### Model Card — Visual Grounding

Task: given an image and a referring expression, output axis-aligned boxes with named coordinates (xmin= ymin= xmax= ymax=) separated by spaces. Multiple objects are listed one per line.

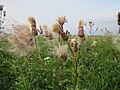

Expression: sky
xmin=1 ymin=0 xmax=120 ymax=35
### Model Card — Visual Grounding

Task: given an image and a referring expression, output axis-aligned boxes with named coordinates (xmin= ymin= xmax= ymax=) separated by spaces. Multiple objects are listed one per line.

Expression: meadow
xmin=0 ymin=35 xmax=120 ymax=90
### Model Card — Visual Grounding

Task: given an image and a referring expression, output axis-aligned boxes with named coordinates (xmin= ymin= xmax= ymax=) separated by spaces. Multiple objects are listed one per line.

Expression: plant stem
xmin=35 ymin=37 xmax=53 ymax=77
xmin=66 ymin=39 xmax=78 ymax=90
xmin=67 ymin=40 xmax=74 ymax=56
xmin=73 ymin=53 xmax=78 ymax=90
xmin=34 ymin=36 xmax=39 ymax=50
xmin=61 ymin=60 xmax=64 ymax=90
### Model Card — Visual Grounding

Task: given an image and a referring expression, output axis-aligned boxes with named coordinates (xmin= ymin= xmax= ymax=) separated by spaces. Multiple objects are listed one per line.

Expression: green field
xmin=0 ymin=35 xmax=120 ymax=90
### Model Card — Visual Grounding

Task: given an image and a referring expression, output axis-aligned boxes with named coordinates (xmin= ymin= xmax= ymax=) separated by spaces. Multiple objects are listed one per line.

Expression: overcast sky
xmin=1 ymin=0 xmax=120 ymax=35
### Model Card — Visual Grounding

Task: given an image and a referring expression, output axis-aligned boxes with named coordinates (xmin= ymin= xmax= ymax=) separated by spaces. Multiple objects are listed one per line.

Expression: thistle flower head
xmin=41 ymin=24 xmax=48 ymax=32
xmin=57 ymin=16 xmax=67 ymax=25
xmin=18 ymin=27 xmax=31 ymax=39
xmin=71 ymin=38 xmax=77 ymax=44
xmin=8 ymin=34 xmax=17 ymax=43
xmin=57 ymin=45 xmax=67 ymax=61
xmin=60 ymin=32 xmax=68 ymax=41
xmin=71 ymin=39 xmax=77 ymax=53
xmin=28 ymin=16 xmax=36 ymax=27
xmin=79 ymin=20 xmax=84 ymax=27
xmin=52 ymin=23 xmax=62 ymax=34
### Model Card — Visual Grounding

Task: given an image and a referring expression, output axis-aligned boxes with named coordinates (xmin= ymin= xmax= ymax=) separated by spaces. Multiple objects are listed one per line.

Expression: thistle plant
xmin=78 ymin=20 xmax=85 ymax=46
xmin=52 ymin=16 xmax=74 ymax=89
xmin=56 ymin=16 xmax=68 ymax=41
xmin=57 ymin=45 xmax=67 ymax=90
xmin=8 ymin=34 xmax=33 ymax=56
xmin=41 ymin=24 xmax=53 ymax=40
xmin=52 ymin=22 xmax=62 ymax=34
xmin=71 ymin=38 xmax=78 ymax=90
xmin=28 ymin=16 xmax=38 ymax=50
xmin=56 ymin=16 xmax=67 ymax=30
xmin=52 ymin=17 xmax=73 ymax=56
xmin=52 ymin=17 xmax=85 ymax=90
xmin=71 ymin=39 xmax=77 ymax=56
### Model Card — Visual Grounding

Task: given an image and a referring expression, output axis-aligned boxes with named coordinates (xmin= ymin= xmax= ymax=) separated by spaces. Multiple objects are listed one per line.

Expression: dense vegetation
xmin=0 ymin=36 xmax=120 ymax=90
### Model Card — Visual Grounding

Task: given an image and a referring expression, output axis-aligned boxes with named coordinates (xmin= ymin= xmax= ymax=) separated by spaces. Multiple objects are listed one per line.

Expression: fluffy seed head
xmin=57 ymin=45 xmax=67 ymax=61
xmin=28 ymin=16 xmax=36 ymax=27
xmin=57 ymin=16 xmax=67 ymax=25
xmin=71 ymin=38 xmax=77 ymax=44
xmin=41 ymin=24 xmax=48 ymax=32
xmin=79 ymin=20 xmax=84 ymax=27
xmin=8 ymin=34 xmax=17 ymax=43
xmin=52 ymin=23 xmax=62 ymax=33
xmin=18 ymin=27 xmax=31 ymax=39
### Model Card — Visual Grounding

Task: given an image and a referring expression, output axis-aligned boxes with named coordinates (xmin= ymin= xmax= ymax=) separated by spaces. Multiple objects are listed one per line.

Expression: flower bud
xmin=60 ymin=32 xmax=68 ymax=41
xmin=71 ymin=39 xmax=77 ymax=55
xmin=78 ymin=27 xmax=84 ymax=38
xmin=32 ymin=27 xmax=38 ymax=36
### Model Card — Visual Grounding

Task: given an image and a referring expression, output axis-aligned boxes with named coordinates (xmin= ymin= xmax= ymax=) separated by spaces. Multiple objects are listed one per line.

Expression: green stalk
xmin=34 ymin=36 xmax=53 ymax=77
xmin=61 ymin=60 xmax=64 ymax=90
xmin=67 ymin=40 xmax=74 ymax=56
xmin=73 ymin=53 xmax=78 ymax=90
